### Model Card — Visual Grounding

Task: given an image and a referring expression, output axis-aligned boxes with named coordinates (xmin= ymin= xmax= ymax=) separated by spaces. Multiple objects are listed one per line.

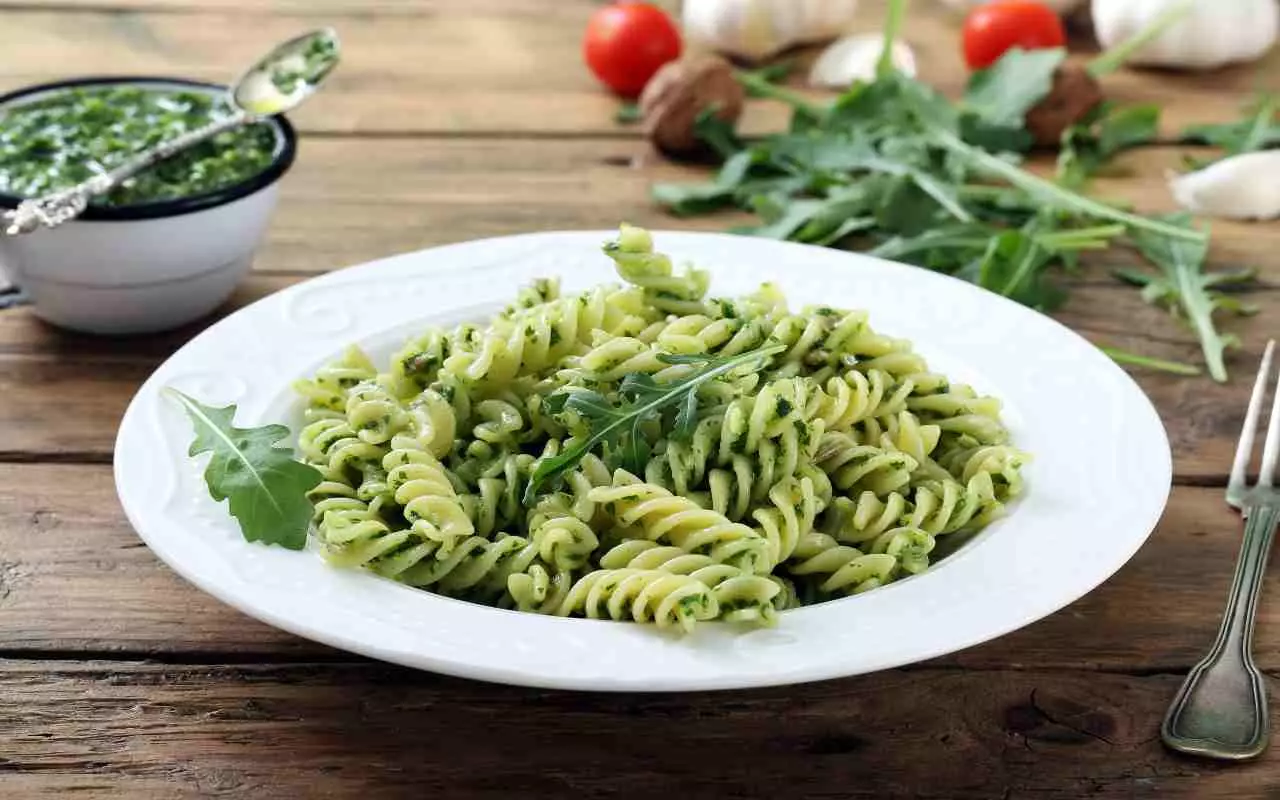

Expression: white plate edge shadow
xmin=113 ymin=229 xmax=1173 ymax=692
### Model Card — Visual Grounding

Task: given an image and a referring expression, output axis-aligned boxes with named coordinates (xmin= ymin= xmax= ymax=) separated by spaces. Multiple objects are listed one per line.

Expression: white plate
xmin=114 ymin=231 xmax=1172 ymax=691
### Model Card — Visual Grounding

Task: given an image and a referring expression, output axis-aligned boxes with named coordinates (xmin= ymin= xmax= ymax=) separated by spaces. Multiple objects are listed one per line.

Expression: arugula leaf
xmin=646 ymin=0 xmax=1234 ymax=379
xmin=972 ymin=226 xmax=1066 ymax=311
xmin=1181 ymin=93 xmax=1279 ymax=167
xmin=1099 ymin=346 xmax=1201 ymax=376
xmin=693 ymin=108 xmax=744 ymax=159
xmin=1057 ymin=103 xmax=1161 ymax=188
xmin=523 ymin=345 xmax=784 ymax=503
xmin=1122 ymin=214 xmax=1255 ymax=382
xmin=739 ymin=60 xmax=795 ymax=96
xmin=963 ymin=48 xmax=1066 ymax=129
xmin=168 ymin=389 xmax=323 ymax=550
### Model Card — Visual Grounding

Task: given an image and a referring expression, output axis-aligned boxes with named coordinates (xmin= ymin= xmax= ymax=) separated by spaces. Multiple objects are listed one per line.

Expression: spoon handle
xmin=3 ymin=109 xmax=251 ymax=236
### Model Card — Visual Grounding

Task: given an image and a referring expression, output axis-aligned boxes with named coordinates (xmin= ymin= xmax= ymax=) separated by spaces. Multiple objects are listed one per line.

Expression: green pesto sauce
xmin=0 ymin=85 xmax=277 ymax=207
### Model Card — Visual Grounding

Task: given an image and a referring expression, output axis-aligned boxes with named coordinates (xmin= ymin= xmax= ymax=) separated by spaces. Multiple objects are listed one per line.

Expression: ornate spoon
xmin=2 ymin=28 xmax=340 ymax=236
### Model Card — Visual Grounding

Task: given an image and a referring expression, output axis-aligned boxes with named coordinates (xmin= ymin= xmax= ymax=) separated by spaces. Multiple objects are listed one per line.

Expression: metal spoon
xmin=2 ymin=28 xmax=340 ymax=236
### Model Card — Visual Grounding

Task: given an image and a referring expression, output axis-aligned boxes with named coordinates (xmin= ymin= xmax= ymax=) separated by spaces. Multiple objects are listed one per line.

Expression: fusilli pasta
xmin=293 ymin=223 xmax=1028 ymax=632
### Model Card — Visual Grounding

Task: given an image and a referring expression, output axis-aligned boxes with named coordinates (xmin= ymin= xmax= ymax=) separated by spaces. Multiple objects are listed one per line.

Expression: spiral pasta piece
xmin=603 ymin=223 xmax=710 ymax=316
xmin=387 ymin=328 xmax=450 ymax=398
xmin=750 ymin=475 xmax=823 ymax=568
xmin=389 ymin=388 xmax=457 ymax=460
xmin=554 ymin=568 xmax=720 ymax=632
xmin=904 ymin=474 xmax=1000 ymax=536
xmin=815 ymin=432 xmax=917 ymax=496
xmin=315 ymin=496 xmax=406 ymax=569
xmin=293 ymin=345 xmax=377 ymax=413
xmin=507 ymin=563 xmax=576 ymax=613
xmin=588 ymin=471 xmax=769 ymax=573
xmin=808 ymin=369 xmax=913 ymax=432
xmin=868 ymin=526 xmax=936 ymax=576
xmin=345 ymin=379 xmax=408 ymax=445
xmin=819 ymin=491 xmax=908 ymax=546
xmin=598 ymin=540 xmax=780 ymax=625
xmin=787 ymin=532 xmax=899 ymax=596
xmin=936 ymin=444 xmax=1027 ymax=500
xmin=379 ymin=532 xmax=542 ymax=604
xmin=527 ymin=493 xmax=600 ymax=572
xmin=386 ymin=448 xmax=475 ymax=554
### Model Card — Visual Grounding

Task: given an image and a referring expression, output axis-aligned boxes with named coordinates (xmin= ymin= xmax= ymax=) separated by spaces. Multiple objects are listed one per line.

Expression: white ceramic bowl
xmin=0 ymin=77 xmax=297 ymax=335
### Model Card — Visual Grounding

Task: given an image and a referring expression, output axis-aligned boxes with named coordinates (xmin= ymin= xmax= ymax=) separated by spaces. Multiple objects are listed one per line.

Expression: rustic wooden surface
xmin=2 ymin=1 xmax=1279 ymax=797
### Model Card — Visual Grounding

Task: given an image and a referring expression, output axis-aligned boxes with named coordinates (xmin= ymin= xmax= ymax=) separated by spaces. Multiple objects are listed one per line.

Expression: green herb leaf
xmin=1181 ymin=93 xmax=1280 ymax=168
xmin=167 ymin=389 xmax=323 ymax=550
xmin=739 ymin=60 xmax=795 ymax=96
xmin=963 ymin=48 xmax=1066 ymax=129
xmin=523 ymin=345 xmax=784 ymax=503
xmin=1099 ymin=345 xmax=1201 ymax=376
xmin=1126 ymin=214 xmax=1253 ymax=382
xmin=693 ymin=108 xmax=744 ymax=159
xmin=1057 ymin=103 xmax=1161 ymax=188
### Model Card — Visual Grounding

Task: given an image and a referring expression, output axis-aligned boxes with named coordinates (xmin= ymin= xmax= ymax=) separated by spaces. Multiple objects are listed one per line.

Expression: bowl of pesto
xmin=0 ymin=77 xmax=297 ymax=334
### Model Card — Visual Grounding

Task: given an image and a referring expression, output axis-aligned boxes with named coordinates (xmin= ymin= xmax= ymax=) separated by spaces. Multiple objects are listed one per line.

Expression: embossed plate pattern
xmin=113 ymin=231 xmax=1172 ymax=691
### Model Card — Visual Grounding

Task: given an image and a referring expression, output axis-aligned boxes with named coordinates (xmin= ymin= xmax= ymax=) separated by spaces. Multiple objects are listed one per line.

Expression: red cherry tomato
xmin=583 ymin=2 xmax=682 ymax=97
xmin=962 ymin=1 xmax=1066 ymax=70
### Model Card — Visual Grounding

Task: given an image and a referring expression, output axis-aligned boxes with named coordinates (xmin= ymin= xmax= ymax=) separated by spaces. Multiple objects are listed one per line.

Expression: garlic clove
xmin=1169 ymin=150 xmax=1280 ymax=221
xmin=808 ymin=34 xmax=916 ymax=89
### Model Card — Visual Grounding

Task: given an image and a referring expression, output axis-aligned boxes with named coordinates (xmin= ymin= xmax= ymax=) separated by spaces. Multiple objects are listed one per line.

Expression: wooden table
xmin=3 ymin=1 xmax=1279 ymax=797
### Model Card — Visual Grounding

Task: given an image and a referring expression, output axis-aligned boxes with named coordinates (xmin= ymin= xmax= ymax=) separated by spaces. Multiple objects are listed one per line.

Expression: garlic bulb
xmin=682 ymin=0 xmax=861 ymax=62
xmin=935 ymin=0 xmax=1083 ymax=12
xmin=1169 ymin=151 xmax=1280 ymax=221
xmin=808 ymin=34 xmax=916 ymax=88
xmin=1092 ymin=0 xmax=1279 ymax=70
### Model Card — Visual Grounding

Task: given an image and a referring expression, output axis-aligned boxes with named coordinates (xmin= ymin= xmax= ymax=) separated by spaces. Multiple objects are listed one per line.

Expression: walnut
xmin=639 ymin=56 xmax=745 ymax=157
xmin=1025 ymin=64 xmax=1104 ymax=148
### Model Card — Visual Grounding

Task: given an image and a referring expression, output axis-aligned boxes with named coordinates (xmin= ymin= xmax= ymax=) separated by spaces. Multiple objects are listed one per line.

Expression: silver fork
xmin=1162 ymin=339 xmax=1280 ymax=760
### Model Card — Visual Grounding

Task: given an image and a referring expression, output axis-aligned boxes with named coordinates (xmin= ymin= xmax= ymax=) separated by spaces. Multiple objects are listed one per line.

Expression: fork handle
xmin=1162 ymin=503 xmax=1280 ymax=760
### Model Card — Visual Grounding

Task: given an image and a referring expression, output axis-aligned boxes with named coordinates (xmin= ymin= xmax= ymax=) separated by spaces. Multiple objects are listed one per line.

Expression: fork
xmin=1162 ymin=339 xmax=1280 ymax=760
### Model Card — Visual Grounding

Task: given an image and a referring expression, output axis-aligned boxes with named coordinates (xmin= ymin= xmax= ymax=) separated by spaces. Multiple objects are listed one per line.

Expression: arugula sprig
xmin=1057 ymin=102 xmax=1162 ymax=188
xmin=1114 ymin=214 xmax=1257 ymax=382
xmin=523 ymin=344 xmax=784 ymax=503
xmin=168 ymin=389 xmax=323 ymax=550
xmin=1100 ymin=345 xmax=1201 ymax=377
xmin=652 ymin=62 xmax=1200 ymax=310
xmin=1181 ymin=93 xmax=1280 ymax=169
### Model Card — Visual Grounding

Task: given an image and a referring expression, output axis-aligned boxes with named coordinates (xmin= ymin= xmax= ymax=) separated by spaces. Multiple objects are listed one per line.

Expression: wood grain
xmin=4 ymin=659 xmax=1278 ymax=800
xmin=0 ymin=3 xmax=1272 ymax=136
xmin=4 ymin=1 xmax=1280 ymax=795
xmin=0 ymin=466 xmax=1271 ymax=674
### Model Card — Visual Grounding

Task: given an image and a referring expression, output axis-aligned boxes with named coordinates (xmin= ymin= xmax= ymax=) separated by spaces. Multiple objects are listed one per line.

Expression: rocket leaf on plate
xmin=524 ymin=344 xmax=784 ymax=503
xmin=168 ymin=389 xmax=322 ymax=550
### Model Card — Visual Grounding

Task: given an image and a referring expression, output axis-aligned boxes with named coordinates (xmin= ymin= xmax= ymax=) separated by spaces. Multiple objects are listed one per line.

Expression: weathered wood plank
xmin=0 ymin=4 xmax=1271 ymax=135
xmin=0 ymin=468 xmax=1271 ymax=674
xmin=2 ymin=659 xmax=1274 ymax=799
